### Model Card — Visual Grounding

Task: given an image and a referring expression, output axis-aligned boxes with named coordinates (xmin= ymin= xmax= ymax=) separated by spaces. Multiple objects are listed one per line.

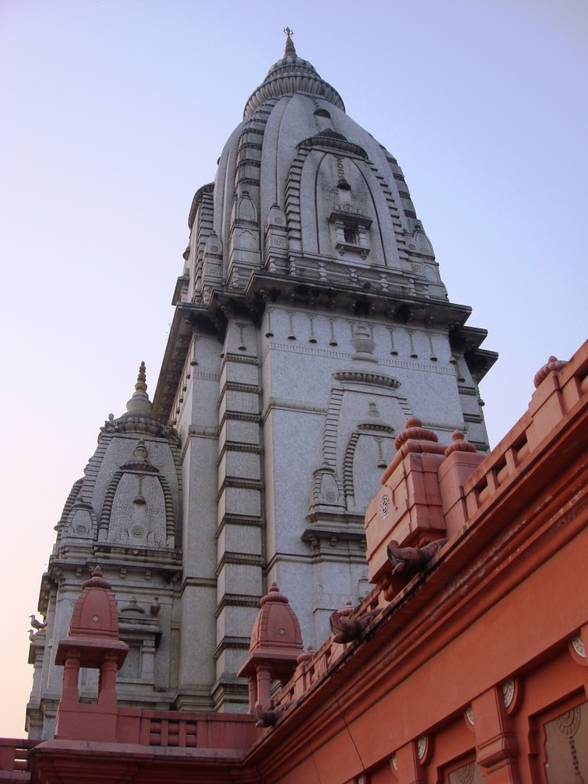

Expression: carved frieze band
xmin=180 ymin=577 xmax=217 ymax=593
xmin=219 ymin=381 xmax=260 ymax=396
xmin=218 ymin=411 xmax=261 ymax=428
xmin=222 ymin=352 xmax=259 ymax=366
xmin=262 ymin=397 xmax=327 ymax=421
xmin=217 ymin=442 xmax=262 ymax=463
xmin=216 ymin=514 xmax=263 ymax=536
xmin=188 ymin=425 xmax=218 ymax=438
xmin=214 ymin=636 xmax=251 ymax=659
xmin=215 ymin=594 xmax=260 ymax=618
xmin=265 ymin=341 xmax=455 ymax=375
xmin=217 ymin=478 xmax=263 ymax=501
xmin=215 ymin=553 xmax=264 ymax=576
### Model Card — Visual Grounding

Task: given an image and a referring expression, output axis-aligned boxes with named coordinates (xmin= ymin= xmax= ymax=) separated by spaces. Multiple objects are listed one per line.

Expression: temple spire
xmin=123 ymin=361 xmax=152 ymax=417
xmin=283 ymin=27 xmax=296 ymax=57
xmin=135 ymin=361 xmax=147 ymax=393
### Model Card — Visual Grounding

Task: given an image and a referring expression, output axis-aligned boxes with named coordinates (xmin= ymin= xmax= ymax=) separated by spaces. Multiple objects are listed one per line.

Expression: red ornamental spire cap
xmin=69 ymin=566 xmax=119 ymax=640
xmin=296 ymin=645 xmax=315 ymax=664
xmin=248 ymin=583 xmax=303 ymax=655
xmin=394 ymin=417 xmax=438 ymax=451
xmin=444 ymin=430 xmax=477 ymax=457
xmin=260 ymin=581 xmax=289 ymax=606
xmin=533 ymin=355 xmax=568 ymax=388
xmin=82 ymin=565 xmax=112 ymax=591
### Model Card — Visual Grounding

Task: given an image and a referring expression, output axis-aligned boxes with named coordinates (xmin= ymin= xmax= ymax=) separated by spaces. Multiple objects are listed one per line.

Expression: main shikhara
xmin=27 ymin=34 xmax=496 ymax=736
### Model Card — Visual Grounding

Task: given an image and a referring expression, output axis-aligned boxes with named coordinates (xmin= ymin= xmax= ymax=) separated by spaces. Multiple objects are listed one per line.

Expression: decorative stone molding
xmin=243 ymin=44 xmax=345 ymax=118
xmin=333 ymin=368 xmax=401 ymax=388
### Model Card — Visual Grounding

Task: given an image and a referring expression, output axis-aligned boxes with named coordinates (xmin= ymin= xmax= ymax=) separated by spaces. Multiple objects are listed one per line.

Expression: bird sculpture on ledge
xmin=386 ymin=539 xmax=448 ymax=576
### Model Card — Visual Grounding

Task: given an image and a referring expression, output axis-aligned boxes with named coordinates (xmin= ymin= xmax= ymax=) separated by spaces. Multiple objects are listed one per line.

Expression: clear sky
xmin=0 ymin=0 xmax=586 ymax=737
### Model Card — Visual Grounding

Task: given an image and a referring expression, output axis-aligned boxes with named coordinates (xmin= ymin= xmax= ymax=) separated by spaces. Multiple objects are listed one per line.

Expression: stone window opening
xmin=329 ymin=209 xmax=372 ymax=260
xmin=344 ymin=226 xmax=358 ymax=245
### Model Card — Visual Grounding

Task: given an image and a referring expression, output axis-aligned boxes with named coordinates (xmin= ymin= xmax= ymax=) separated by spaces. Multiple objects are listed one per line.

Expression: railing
xmin=0 ymin=738 xmax=39 ymax=780
xmin=464 ymin=343 xmax=588 ymax=517
xmin=116 ymin=709 xmax=257 ymax=749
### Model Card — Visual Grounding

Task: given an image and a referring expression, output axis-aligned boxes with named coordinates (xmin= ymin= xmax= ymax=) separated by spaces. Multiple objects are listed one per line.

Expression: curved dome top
xmin=243 ymin=36 xmax=345 ymax=119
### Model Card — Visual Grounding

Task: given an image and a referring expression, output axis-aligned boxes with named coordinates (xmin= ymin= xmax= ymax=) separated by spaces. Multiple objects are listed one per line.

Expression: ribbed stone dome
xmin=243 ymin=38 xmax=345 ymax=119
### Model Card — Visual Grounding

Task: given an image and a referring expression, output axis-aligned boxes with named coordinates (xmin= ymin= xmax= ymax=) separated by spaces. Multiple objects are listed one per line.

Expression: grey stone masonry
xmin=30 ymin=38 xmax=497 ymax=731
xmin=151 ymin=39 xmax=495 ymax=711
xmin=214 ymin=319 xmax=264 ymax=709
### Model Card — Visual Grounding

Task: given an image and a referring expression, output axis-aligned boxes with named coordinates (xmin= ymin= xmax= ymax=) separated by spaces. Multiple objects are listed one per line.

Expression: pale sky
xmin=0 ymin=0 xmax=586 ymax=737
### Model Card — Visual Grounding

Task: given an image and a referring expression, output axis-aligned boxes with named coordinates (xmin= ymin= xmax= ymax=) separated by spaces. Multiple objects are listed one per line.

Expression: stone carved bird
xmin=29 ymin=614 xmax=47 ymax=630
xmin=386 ymin=538 xmax=448 ymax=576
xmin=329 ymin=608 xmax=381 ymax=644
xmin=254 ymin=701 xmax=293 ymax=727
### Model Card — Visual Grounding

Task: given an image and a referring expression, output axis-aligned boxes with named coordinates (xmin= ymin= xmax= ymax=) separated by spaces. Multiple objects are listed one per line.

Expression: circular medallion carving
xmin=572 ymin=634 xmax=586 ymax=658
xmin=456 ymin=762 xmax=475 ymax=784
xmin=555 ymin=707 xmax=581 ymax=737
xmin=502 ymin=679 xmax=515 ymax=708
xmin=417 ymin=735 xmax=427 ymax=759
xmin=379 ymin=493 xmax=391 ymax=519
xmin=75 ymin=525 xmax=88 ymax=535
xmin=131 ymin=525 xmax=145 ymax=537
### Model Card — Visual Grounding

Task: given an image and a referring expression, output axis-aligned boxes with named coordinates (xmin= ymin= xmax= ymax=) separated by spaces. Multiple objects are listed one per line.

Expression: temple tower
xmin=28 ymin=34 xmax=496 ymax=732
xmin=27 ymin=366 xmax=183 ymax=737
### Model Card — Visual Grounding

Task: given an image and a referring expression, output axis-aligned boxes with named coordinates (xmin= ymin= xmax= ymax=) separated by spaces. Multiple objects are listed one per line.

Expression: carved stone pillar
xmin=256 ymin=665 xmax=272 ymax=707
xmin=392 ymin=738 xmax=427 ymax=784
xmin=472 ymin=686 xmax=520 ymax=783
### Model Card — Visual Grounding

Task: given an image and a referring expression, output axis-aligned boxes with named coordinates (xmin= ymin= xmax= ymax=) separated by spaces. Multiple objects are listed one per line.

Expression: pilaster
xmin=215 ymin=319 xmax=264 ymax=709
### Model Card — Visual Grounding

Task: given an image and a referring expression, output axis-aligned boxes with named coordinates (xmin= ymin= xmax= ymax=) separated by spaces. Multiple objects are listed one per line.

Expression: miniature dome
xmin=243 ymin=36 xmax=345 ymax=118
xmin=106 ymin=362 xmax=171 ymax=438
xmin=122 ymin=361 xmax=152 ymax=417
xmin=55 ymin=566 xmax=128 ymax=669
xmin=249 ymin=582 xmax=303 ymax=655
xmin=238 ymin=583 xmax=304 ymax=679
xmin=68 ymin=566 xmax=119 ymax=640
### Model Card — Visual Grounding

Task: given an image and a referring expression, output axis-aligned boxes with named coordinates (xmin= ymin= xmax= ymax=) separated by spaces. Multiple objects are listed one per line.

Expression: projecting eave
xmin=153 ymin=275 xmax=496 ymax=422
xmin=450 ymin=325 xmax=499 ymax=383
xmin=152 ymin=302 xmax=211 ymax=423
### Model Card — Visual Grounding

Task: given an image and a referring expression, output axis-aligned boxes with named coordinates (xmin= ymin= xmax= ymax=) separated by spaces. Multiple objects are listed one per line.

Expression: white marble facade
xmin=27 ymin=37 xmax=496 ymax=735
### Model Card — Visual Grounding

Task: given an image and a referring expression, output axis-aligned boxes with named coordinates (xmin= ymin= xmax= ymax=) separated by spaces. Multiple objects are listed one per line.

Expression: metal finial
xmin=135 ymin=361 xmax=147 ymax=392
xmin=283 ymin=27 xmax=296 ymax=57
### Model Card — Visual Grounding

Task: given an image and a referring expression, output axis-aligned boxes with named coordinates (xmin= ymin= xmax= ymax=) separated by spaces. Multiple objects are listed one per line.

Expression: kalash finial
xmin=123 ymin=361 xmax=152 ymax=417
xmin=135 ymin=361 xmax=147 ymax=393
xmin=283 ymin=26 xmax=296 ymax=57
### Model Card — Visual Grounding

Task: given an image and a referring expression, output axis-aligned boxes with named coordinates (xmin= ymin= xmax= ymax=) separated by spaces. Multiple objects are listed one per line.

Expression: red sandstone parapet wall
xmin=0 ymin=739 xmax=38 ymax=783
xmin=114 ymin=709 xmax=257 ymax=748
xmin=364 ymin=341 xmax=588 ymax=590
xmin=240 ymin=344 xmax=588 ymax=784
xmin=263 ymin=341 xmax=588 ymax=716
xmin=3 ymin=342 xmax=588 ymax=783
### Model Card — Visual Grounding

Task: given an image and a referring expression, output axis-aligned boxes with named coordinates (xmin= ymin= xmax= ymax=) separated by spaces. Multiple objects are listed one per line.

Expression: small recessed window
xmin=314 ymin=108 xmax=331 ymax=118
xmin=344 ymin=227 xmax=358 ymax=244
